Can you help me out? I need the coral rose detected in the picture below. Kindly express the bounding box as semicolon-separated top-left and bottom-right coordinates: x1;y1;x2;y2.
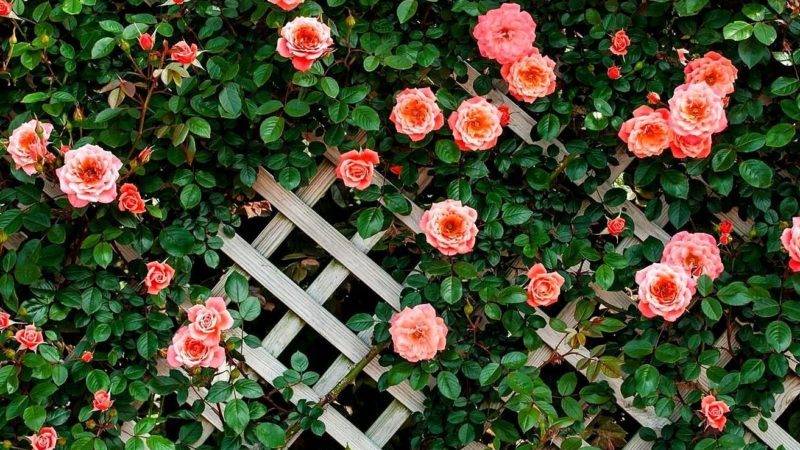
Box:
118;183;146;215
701;395;729;431
170;41;198;66
167;326;226;369
187;297;234;346
500;48;557;103
498;104;511;126
647;92;660;104
661;231;724;280
0;310;10;329
7;120;54;176
269;0;303;11
389;304;448;363
668;83;727;137
92;390;113;412
670;133;713;159
389;165;403;176
606;217;626;237
138;33;154;51
0;0;11;16
684;51;738;97
28;427;57;450
607;65;621;80
781;217;800;272
609;29;630;56
473;3;537;64
56;144;122;208
389;88;444;141
525;263;565;307
81;351;93;363
419;199;479;256
618;106;672;158
15;324;43;351
448;97;504;151
277;17;333;72
335;149;379;190
635;263;696;322
144;261;175;295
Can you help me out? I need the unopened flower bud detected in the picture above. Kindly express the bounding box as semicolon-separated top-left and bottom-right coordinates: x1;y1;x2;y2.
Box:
230;369;241;379
9;31;16;45
17;307;26;316
120;40;130;53
2;440;11;448
73;107;84;123
0;231;7;245
345;15;356;28
463;302;474;315
4;349;15;359
86;419;96;430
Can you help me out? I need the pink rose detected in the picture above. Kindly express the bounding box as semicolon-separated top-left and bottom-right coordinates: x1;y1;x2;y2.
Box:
448;97;504;151
676;48;689;65
335;149;379;190
187;297;234;346
701;395;729;431
167;326;226;369
419;199;479;256
668;83;727;137
0;310;10;329
607;65;621;80
635;263;696;322
684;51;738;97
81;351;93;363
268;0;303;11
7;120;54;175
55;144;122;208
92;390;113;412
500;48;557;103
15;324;43;351
171;41;198;65
618;106;672;158
144;261;175;295
473;3;536;64
277;17;333;72
389;304;448;363
661;231;724;280
606;217;626;237
781;217;800;272
0;0;12;17
525;264;565;307
118;183;146;215
609;29;630;56
389;88;445;141
670;133;712;159
138;33;154;51
28;427;57;450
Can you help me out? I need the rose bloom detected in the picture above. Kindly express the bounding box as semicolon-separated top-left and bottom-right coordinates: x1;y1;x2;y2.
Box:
389;88;444;141
268;0;303;11
81;351;93;363
7;120;54;175
0;0;12;16
419;199;479;256
607;65;621;80
668;83;727;137
500;48;557;103
618;106;672;158
118;183;146;215
720;233;731;245
167;326;226;369
647;92;660;104
670;133;713;159
389;165;403;176
144;261;175;295
609;29;630;56
171;41;198;65
138;33;154;51
187;297;234;346
28;427;58;450
389;304;448;363
277;17;333;72
15;324;44;351
525;263;565;307
472;3;537;64
448;97;504;151
719;220;733;235
781;217;800;272
635;263;696;322
606;217;626;236
55;144;122;208
0;310;10;329
661;231;725;280
684;51;738;97
701;395;730;431
335;149;379;190
92;390;113;412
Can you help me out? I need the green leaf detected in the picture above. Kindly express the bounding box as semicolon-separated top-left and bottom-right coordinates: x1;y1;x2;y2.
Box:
179;184;202;209
254;423;286;448
717;282;751;306
137;331;158;358
771;77;800;96
356;207;385;238
701;298;723;322
440;276;463;304
225;271;249;302
595;264;614;290
738;159;773;188
86;369;111;392
435;140;461;164
722;21;753;41
396;0;417;24
145;436;175;450
218;83;242;116
346;313;374;332
62;0;82;14
660;170;689;199
186;117;212;138
766;320;792;352
23;405;46;431
259;117;285;143
320;77;340;98
437;371;461;400
634;364;659;396
93;242;113;268
159;226;195;257
91;37;116;59
765;123;796;148
351;105;381;131
224;399;250;435
537;114;560;140
235;379;264;398
753;23;777;45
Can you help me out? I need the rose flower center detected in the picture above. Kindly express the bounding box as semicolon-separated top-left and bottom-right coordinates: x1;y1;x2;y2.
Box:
439;214;465;238
650;277;677;303
295;26;321;48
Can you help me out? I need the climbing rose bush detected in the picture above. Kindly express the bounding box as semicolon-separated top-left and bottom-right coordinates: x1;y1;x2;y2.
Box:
2;0;800;449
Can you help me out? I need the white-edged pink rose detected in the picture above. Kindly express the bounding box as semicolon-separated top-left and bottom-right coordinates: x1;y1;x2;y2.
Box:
419;199;479;256
448;97;504;151
661;231;724;280
668;83;727;137
166;326;226;369
781;217;800;272
7;120;54;175
500;48;557;103
187;297;234;346
55;144;122;208
389;304;448;362
277;17;333;72
635;263;696;322
389;88;444;141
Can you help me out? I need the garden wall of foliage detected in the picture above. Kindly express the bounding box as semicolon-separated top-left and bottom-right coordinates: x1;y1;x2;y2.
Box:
1;0;800;448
